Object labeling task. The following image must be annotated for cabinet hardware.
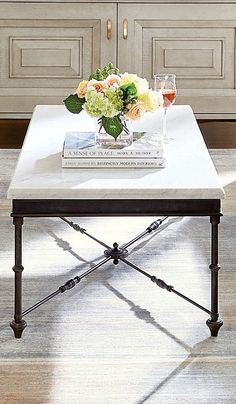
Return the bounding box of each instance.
[123,19,128,40]
[107,19,112,40]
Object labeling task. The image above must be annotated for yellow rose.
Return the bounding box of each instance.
[120,73,138,86]
[76,80,88,98]
[120,73,149,94]
[125,101,145,120]
[105,74,121,87]
[87,79,107,93]
[138,89,163,112]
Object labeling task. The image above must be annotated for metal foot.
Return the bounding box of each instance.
[206,318,223,337]
[10,319,27,339]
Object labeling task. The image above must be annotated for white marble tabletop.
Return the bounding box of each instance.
[7,105,225,200]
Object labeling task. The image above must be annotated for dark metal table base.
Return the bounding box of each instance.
[10,198,223,338]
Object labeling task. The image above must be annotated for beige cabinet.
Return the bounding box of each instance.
[0,3,116,116]
[118,3,236,118]
[1,1,236,118]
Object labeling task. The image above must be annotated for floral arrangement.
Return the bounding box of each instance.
[64,63,162,139]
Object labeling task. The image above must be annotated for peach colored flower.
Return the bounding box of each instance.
[87,79,107,93]
[76,80,88,98]
[125,101,145,120]
[105,74,121,87]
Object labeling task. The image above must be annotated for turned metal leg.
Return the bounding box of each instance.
[206,215,223,337]
[10,217,27,338]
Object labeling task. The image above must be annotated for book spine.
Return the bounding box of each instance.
[63,149,164,158]
[62,158,166,168]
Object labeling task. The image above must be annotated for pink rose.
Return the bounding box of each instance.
[105,74,121,87]
[87,79,107,93]
[125,101,145,120]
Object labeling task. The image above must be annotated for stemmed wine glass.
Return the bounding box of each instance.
[154,74,177,142]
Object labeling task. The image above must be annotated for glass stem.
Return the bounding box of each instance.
[163,107,167,140]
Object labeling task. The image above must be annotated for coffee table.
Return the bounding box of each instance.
[7,105,225,338]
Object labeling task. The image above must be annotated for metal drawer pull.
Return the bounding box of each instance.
[107,19,112,40]
[123,18,128,40]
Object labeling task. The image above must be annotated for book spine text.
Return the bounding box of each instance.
[63,149,164,158]
[62,158,166,168]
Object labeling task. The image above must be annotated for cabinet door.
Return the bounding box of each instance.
[118,4,236,117]
[0,3,116,116]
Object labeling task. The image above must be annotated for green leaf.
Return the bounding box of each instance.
[120,83,137,96]
[63,94,84,114]
[102,116,123,140]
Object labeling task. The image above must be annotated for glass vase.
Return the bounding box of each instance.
[95,117,133,149]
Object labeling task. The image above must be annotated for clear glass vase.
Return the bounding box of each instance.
[95,117,133,149]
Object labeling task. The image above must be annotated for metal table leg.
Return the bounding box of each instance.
[206,215,223,336]
[10,217,27,338]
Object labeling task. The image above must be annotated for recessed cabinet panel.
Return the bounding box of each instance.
[118,3,236,116]
[0,3,116,115]
[152,37,224,79]
[142,28,233,89]
[5,29,92,85]
[0,24,96,89]
[11,37,83,77]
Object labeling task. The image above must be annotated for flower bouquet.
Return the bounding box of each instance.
[64,63,162,148]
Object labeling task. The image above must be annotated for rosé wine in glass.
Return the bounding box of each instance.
[154,74,176,142]
[162,89,177,108]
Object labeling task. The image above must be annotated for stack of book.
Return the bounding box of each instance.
[62,131,166,168]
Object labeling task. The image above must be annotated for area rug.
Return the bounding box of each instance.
[0,214,235,403]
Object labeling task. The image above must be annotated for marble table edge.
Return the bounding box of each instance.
[7,187,225,200]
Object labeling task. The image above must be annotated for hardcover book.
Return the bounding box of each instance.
[62,157,166,169]
[62,131,164,159]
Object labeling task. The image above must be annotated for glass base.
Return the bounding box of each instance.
[96,120,133,149]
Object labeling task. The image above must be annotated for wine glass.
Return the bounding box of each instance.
[154,73,177,142]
